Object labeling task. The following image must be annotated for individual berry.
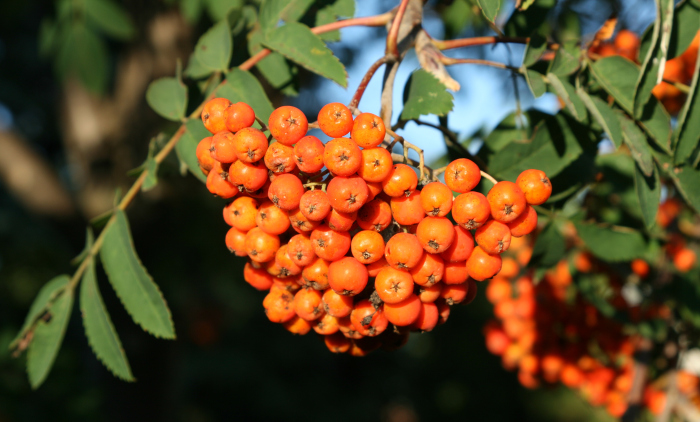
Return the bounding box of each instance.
[206,163,238,198]
[322,289,354,318]
[324,332,352,353]
[293,136,325,173]
[507,205,538,237]
[283,315,313,335]
[385,233,424,271]
[366,181,383,201]
[351,230,385,264]
[294,288,324,321]
[417,283,443,303]
[631,258,650,278]
[299,189,332,222]
[416,216,455,254]
[485,277,512,304]
[325,209,357,232]
[264,142,296,175]
[310,224,351,261]
[210,131,238,163]
[225,227,248,256]
[452,192,490,230]
[350,300,388,337]
[357,199,392,232]
[444,158,481,193]
[466,245,502,281]
[351,112,386,148]
[244,227,280,263]
[420,181,453,217]
[410,253,445,286]
[487,181,527,223]
[327,175,369,213]
[313,313,340,335]
[227,197,259,231]
[287,234,316,267]
[375,266,415,304]
[383,294,421,326]
[224,102,256,133]
[243,262,274,291]
[673,248,697,272]
[440,282,469,305]
[516,169,552,205]
[382,164,418,197]
[202,97,231,134]
[443,260,469,285]
[412,302,439,332]
[288,207,321,233]
[440,225,474,263]
[262,288,295,323]
[318,102,353,138]
[475,220,512,254]
[390,189,424,225]
[328,257,369,296]
[268,105,308,146]
[358,147,393,183]
[255,200,291,235]
[229,160,268,192]
[301,257,330,290]
[268,174,304,210]
[233,127,267,163]
[324,138,362,177]
[196,137,216,173]
[274,245,302,277]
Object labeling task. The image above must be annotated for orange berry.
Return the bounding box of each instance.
[287,234,316,267]
[475,220,512,254]
[293,135,325,173]
[383,294,421,326]
[437,300,451,324]
[283,315,313,335]
[310,224,351,261]
[385,233,424,270]
[487,181,527,223]
[243,262,274,291]
[418,282,443,303]
[440,281,468,304]
[486,277,512,304]
[390,189,424,226]
[631,258,649,278]
[244,227,280,263]
[452,191,490,230]
[229,160,268,192]
[507,205,538,237]
[677,370,699,395]
[464,278,478,305]
[350,300,388,337]
[416,216,455,254]
[262,288,295,323]
[196,137,216,173]
[466,245,502,281]
[327,175,369,213]
[209,131,237,163]
[375,267,415,304]
[484,324,510,355]
[325,208,357,232]
[294,288,324,321]
[225,227,248,256]
[367,256,389,277]
[412,302,439,332]
[358,147,393,183]
[299,189,331,222]
[233,127,267,163]
[440,225,474,263]
[322,289,353,318]
[318,102,353,138]
[328,256,369,296]
[516,169,552,205]
[382,164,418,197]
[410,253,445,286]
[268,105,308,146]
[201,97,231,134]
[351,230,385,264]
[444,158,481,193]
[288,207,321,234]
[324,138,362,177]
[264,141,296,175]
[301,257,330,290]
[614,30,640,56]
[255,200,291,235]
[357,199,392,232]
[351,112,385,148]
[366,181,383,201]
[420,181,453,217]
[274,245,302,277]
[224,102,255,133]
[325,332,351,353]
[674,248,697,272]
[560,364,584,388]
[226,196,259,231]
[313,313,340,335]
[499,257,519,278]
[443,261,469,285]
[206,163,238,198]
[268,173,304,210]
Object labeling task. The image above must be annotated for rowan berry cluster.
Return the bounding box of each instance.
[484,216,699,418]
[196,97,551,355]
[589,29,700,114]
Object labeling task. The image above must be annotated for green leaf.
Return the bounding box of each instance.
[146,77,187,121]
[673,50,700,164]
[618,111,654,177]
[315,0,355,41]
[263,22,347,87]
[505,0,555,37]
[27,287,74,389]
[194,20,232,72]
[547,47,580,77]
[259,0,290,35]
[248,29,296,93]
[142,157,158,191]
[524,69,546,98]
[80,231,134,381]
[205,0,244,22]
[83,0,136,40]
[574,222,646,262]
[100,210,175,339]
[577,89,623,147]
[488,114,586,181]
[523,34,547,67]
[180,0,203,24]
[281,0,316,23]
[11,276,70,349]
[401,70,454,120]
[55,24,108,94]
[654,151,700,213]
[634,0,675,118]
[38,18,57,57]
[640,0,700,61]
[176,119,209,183]
[634,162,661,229]
[184,53,213,80]
[483,112,529,152]
[477,0,501,23]
[546,73,585,121]
[218,68,275,123]
[529,221,566,269]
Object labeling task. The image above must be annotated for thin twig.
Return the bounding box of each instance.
[431,36,529,50]
[386,0,411,58]
[440,57,521,72]
[349,56,391,110]
[480,170,498,185]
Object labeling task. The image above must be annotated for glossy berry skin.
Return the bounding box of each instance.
[268,106,308,146]
[420,182,453,217]
[444,158,481,193]
[382,164,418,197]
[487,181,527,223]
[466,245,502,281]
[516,169,552,205]
[328,257,368,296]
[351,112,386,148]
[327,175,369,213]
[294,136,325,173]
[383,294,421,326]
[318,102,354,138]
[324,138,362,177]
[475,220,512,254]
[210,131,238,163]
[234,127,268,163]
[385,233,423,271]
[268,174,304,210]
[202,98,231,134]
[508,205,538,237]
[225,102,256,133]
[452,192,490,230]
[375,267,415,304]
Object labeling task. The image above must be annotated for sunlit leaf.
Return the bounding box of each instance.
[401,70,454,120]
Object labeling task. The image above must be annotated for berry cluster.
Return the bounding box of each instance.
[195,97,551,355]
[589,29,700,114]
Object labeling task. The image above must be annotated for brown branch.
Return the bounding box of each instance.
[349,56,391,110]
[440,57,521,72]
[386,0,411,58]
[432,36,529,50]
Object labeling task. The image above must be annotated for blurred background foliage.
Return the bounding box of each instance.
[0,0,664,420]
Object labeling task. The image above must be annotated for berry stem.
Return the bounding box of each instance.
[440,57,522,72]
[303,182,328,192]
[255,116,269,132]
[386,0,411,59]
[349,56,391,111]
[431,36,529,50]
[480,171,498,185]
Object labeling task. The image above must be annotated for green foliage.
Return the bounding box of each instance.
[401,70,454,120]
[546,73,585,121]
[634,163,661,229]
[176,120,210,183]
[673,52,700,164]
[83,0,136,40]
[100,211,175,339]
[219,68,275,122]
[529,221,566,269]
[11,275,70,349]
[476,0,501,23]
[194,20,233,72]
[577,89,622,147]
[146,77,188,122]
[315,0,355,41]
[573,222,646,262]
